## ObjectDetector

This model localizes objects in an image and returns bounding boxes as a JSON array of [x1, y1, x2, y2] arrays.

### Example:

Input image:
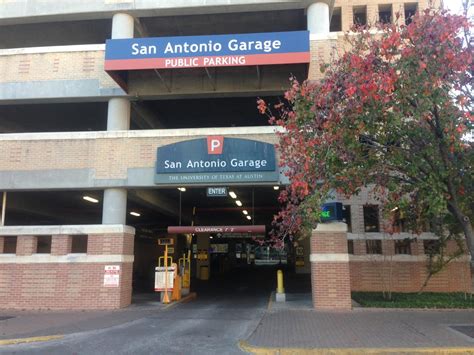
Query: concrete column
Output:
[[102, 188, 127, 225], [112, 13, 134, 39], [103, 13, 134, 224], [107, 98, 131, 131], [307, 2, 330, 35], [107, 12, 133, 131]]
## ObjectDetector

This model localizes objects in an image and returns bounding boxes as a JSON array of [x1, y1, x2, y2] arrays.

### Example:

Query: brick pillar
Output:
[[16, 236, 37, 256], [0, 236, 4, 253], [311, 222, 352, 310], [51, 235, 72, 256]]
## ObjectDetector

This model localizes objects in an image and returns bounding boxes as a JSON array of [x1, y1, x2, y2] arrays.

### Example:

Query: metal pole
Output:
[[179, 191, 182, 226], [252, 188, 255, 223], [1, 192, 6, 226]]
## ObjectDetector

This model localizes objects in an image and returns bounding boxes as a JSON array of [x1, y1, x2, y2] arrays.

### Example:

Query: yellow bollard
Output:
[[277, 269, 284, 294]]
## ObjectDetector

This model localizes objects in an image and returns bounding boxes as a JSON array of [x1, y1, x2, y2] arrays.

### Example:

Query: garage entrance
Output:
[[130, 185, 293, 301]]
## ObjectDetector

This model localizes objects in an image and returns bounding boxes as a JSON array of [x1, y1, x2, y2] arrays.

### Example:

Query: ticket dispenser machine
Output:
[[196, 234, 210, 280]]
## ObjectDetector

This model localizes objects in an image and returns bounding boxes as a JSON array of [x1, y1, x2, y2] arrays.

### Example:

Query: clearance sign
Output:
[[104, 31, 310, 70]]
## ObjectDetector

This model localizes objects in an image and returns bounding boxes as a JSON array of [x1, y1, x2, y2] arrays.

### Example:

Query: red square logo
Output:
[[207, 136, 224, 155]]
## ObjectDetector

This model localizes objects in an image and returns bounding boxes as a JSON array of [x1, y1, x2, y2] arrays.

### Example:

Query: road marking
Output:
[[239, 341, 474, 354], [0, 335, 63, 346]]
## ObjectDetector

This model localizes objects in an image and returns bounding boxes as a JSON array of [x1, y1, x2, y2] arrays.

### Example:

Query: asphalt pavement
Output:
[[0, 266, 278, 354]]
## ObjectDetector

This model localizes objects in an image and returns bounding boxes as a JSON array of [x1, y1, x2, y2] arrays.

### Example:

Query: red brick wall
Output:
[[350, 260, 472, 293], [349, 239, 472, 293], [0, 262, 133, 310], [0, 231, 134, 310], [311, 224, 352, 310]]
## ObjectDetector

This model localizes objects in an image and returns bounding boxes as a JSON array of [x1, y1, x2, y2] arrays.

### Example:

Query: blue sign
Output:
[[320, 203, 344, 222], [105, 31, 310, 71], [155, 137, 278, 184]]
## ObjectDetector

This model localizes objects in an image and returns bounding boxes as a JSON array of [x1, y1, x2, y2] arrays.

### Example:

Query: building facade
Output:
[[0, 0, 470, 310]]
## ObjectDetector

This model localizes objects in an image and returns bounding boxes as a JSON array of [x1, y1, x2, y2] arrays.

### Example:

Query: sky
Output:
[[444, 0, 467, 14]]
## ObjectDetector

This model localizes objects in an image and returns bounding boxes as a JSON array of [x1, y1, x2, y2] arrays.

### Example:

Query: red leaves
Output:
[[260, 6, 473, 244], [256, 99, 267, 114], [345, 86, 357, 97]]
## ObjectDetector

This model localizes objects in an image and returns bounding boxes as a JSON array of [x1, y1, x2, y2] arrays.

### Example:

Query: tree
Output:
[[259, 7, 474, 258]]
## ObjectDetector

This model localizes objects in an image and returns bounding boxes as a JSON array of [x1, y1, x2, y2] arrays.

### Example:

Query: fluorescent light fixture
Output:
[[177, 187, 186, 192], [242, 210, 248, 215], [246, 215, 252, 220], [130, 212, 141, 217], [235, 200, 242, 207], [273, 186, 280, 190], [229, 191, 237, 199], [83, 196, 99, 203]]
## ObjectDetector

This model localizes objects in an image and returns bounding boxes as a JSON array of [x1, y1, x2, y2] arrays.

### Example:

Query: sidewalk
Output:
[[243, 292, 474, 354], [0, 292, 174, 342]]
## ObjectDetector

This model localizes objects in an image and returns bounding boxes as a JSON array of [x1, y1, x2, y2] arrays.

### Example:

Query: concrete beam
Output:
[[0, 1, 333, 25]]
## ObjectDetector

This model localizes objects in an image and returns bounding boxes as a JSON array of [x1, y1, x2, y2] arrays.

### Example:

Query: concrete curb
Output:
[[163, 292, 197, 310], [238, 341, 474, 355], [0, 335, 64, 346]]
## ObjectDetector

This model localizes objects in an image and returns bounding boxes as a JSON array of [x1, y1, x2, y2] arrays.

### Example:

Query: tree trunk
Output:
[[448, 201, 474, 263]]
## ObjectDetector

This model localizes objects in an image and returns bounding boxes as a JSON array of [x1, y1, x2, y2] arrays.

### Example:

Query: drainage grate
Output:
[[0, 316, 14, 321], [449, 325, 474, 339]]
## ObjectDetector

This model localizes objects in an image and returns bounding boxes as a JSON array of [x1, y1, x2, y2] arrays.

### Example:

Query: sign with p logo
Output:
[[207, 136, 224, 155]]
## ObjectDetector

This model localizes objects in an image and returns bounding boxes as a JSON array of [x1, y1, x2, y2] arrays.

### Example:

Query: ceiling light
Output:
[[130, 212, 141, 217], [177, 187, 186, 192], [246, 215, 252, 220], [229, 191, 237, 199], [83, 196, 99, 203], [242, 210, 248, 215], [273, 186, 280, 190], [210, 236, 214, 239], [235, 200, 242, 207]]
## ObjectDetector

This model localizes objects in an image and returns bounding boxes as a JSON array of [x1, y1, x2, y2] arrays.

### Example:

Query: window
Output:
[[366, 240, 382, 254], [71, 234, 88, 253], [392, 208, 409, 233], [348, 240, 354, 254], [330, 7, 342, 32], [378, 4, 392, 24], [36, 235, 52, 254], [343, 205, 352, 233], [395, 239, 411, 254], [363, 205, 380, 232], [353, 6, 367, 26], [3, 236, 17, 254], [404, 3, 417, 25], [423, 240, 441, 255]]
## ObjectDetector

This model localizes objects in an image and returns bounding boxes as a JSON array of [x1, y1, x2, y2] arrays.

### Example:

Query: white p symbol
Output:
[[211, 139, 221, 152]]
